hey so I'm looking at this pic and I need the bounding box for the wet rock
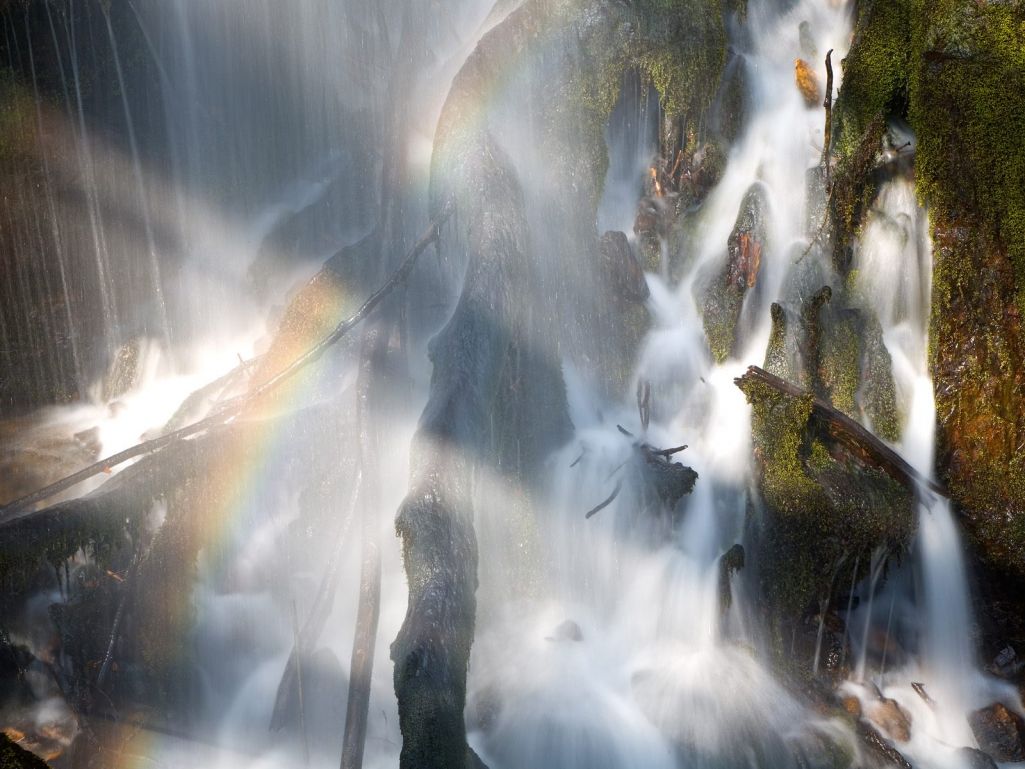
[794,59,821,107]
[599,231,648,305]
[955,747,999,769]
[799,21,817,59]
[968,702,1025,762]
[867,697,912,743]
[101,339,142,403]
[641,450,698,511]
[856,722,911,769]
[764,303,793,380]
[701,183,769,362]
[841,695,862,718]
[718,544,745,609]
[989,645,1024,678]
[805,165,829,238]
[0,417,101,506]
[634,195,672,272]
[547,619,583,642]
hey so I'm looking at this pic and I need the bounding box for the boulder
[547,620,583,642]
[968,702,1025,762]
[701,183,769,362]
[866,697,912,743]
[794,59,820,107]
[955,747,999,769]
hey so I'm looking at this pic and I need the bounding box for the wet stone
[968,702,1025,762]
[955,747,999,769]
[867,697,912,743]
[547,619,583,642]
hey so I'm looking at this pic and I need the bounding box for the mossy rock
[737,376,913,617]
[0,734,49,769]
[833,0,1025,579]
[701,183,770,361]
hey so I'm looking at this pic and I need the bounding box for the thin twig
[821,49,834,180]
[585,480,623,519]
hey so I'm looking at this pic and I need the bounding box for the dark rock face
[931,223,1025,581]
[968,703,1025,762]
[831,0,1025,589]
[547,620,583,642]
[0,733,50,769]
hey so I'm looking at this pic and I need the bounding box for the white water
[846,168,1025,767]
[5,0,1018,768]
[468,0,864,766]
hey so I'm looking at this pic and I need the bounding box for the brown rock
[842,695,862,718]
[867,697,912,743]
[794,59,821,106]
[968,703,1025,762]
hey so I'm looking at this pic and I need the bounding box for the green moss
[833,0,911,160]
[764,303,792,379]
[821,313,860,417]
[858,314,901,442]
[908,0,1025,314]
[0,734,49,769]
[738,375,913,616]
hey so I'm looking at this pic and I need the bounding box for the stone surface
[968,703,1025,762]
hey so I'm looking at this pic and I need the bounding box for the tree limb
[0,208,451,521]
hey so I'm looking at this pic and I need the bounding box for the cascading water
[2,0,1021,768]
[843,156,1025,767]
[467,0,867,766]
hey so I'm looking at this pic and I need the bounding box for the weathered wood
[821,49,834,180]
[340,323,387,769]
[734,365,945,496]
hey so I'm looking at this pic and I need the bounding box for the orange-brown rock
[867,697,912,743]
[795,58,821,107]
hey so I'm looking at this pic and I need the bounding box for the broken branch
[0,207,452,521]
[584,480,623,519]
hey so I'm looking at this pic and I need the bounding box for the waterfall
[2,0,1021,768]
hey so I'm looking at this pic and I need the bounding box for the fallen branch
[821,49,834,182]
[735,366,946,496]
[584,480,623,519]
[340,323,387,769]
[0,208,451,521]
[269,466,361,732]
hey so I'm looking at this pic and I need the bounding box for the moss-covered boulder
[736,372,914,619]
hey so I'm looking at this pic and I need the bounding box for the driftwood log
[735,365,945,497]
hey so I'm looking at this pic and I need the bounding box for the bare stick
[291,600,310,765]
[585,480,623,519]
[96,552,141,690]
[0,208,451,520]
[647,444,688,459]
[821,49,834,181]
[340,324,386,769]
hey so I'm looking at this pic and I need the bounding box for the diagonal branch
[0,208,451,522]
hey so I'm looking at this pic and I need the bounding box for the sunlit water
[6,0,1022,767]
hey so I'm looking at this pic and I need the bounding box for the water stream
[2,0,1021,767]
